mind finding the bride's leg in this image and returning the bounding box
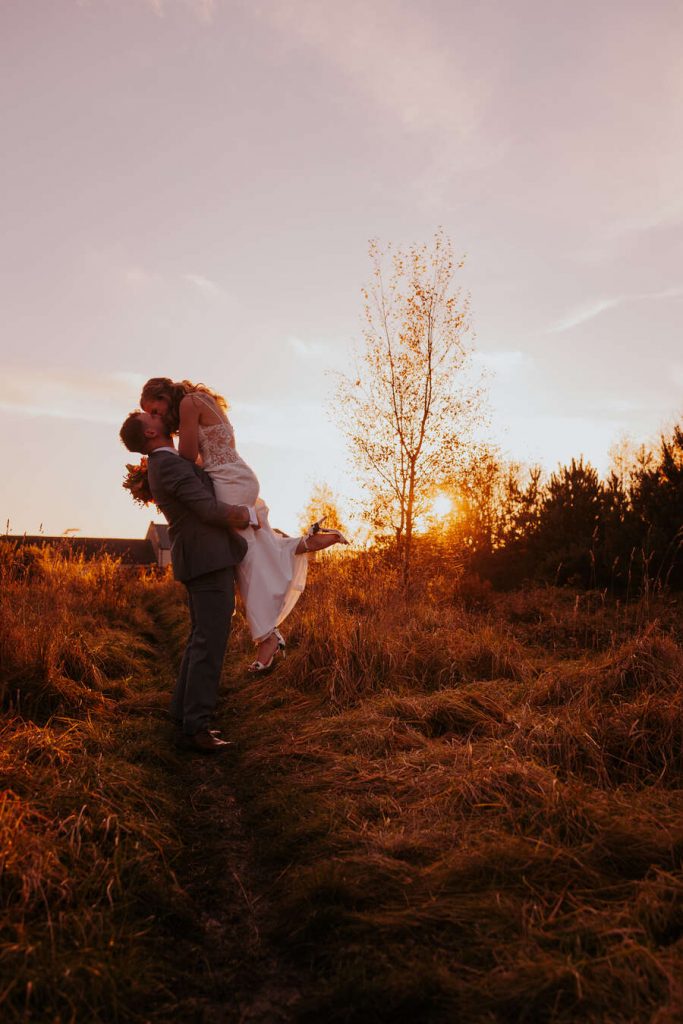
[253,630,281,666]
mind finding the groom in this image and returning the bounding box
[120,410,258,753]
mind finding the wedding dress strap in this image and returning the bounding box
[194,391,226,422]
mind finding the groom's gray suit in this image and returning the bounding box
[147,449,249,736]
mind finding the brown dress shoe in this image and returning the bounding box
[173,722,223,738]
[183,729,230,753]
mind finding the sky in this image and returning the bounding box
[1,0,682,538]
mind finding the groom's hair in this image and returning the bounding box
[119,411,148,454]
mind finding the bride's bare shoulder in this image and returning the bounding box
[182,391,224,424]
[178,393,200,416]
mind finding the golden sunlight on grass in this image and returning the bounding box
[1,540,682,1022]
[224,550,683,1022]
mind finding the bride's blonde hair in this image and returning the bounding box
[139,377,228,433]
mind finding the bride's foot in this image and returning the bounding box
[296,518,349,554]
[248,629,285,674]
[297,531,348,553]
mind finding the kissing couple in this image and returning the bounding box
[120,376,347,754]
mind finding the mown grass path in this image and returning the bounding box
[145,731,304,1023]
[122,589,307,1023]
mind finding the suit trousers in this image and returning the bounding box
[171,567,235,735]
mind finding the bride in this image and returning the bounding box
[139,377,347,672]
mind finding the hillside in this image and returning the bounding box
[1,543,682,1022]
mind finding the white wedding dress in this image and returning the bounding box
[194,394,308,641]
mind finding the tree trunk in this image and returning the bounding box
[403,464,417,586]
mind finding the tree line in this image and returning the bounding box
[444,429,683,591]
[331,231,682,592]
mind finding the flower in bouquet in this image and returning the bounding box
[123,457,155,507]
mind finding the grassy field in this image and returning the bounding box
[1,541,682,1022]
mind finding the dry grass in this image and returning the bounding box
[0,544,198,1022]
[2,542,682,1022]
[221,552,683,1023]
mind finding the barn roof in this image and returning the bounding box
[1,535,157,566]
[146,522,170,548]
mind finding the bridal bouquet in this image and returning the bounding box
[122,458,154,506]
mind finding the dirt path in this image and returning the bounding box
[163,748,303,1024]
[144,596,304,1024]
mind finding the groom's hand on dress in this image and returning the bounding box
[247,505,261,530]
[227,506,249,529]
[232,505,258,529]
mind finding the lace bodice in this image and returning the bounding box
[198,419,239,470]
[191,393,240,470]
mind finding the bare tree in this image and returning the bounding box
[337,231,484,581]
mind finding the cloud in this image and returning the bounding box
[190,0,216,22]
[650,285,683,301]
[548,286,683,334]
[608,204,683,239]
[0,368,145,424]
[287,336,327,359]
[125,266,163,287]
[230,399,337,450]
[184,273,227,298]
[548,298,624,334]
[252,1,489,142]
[125,267,230,299]
[473,350,528,373]
[491,412,629,476]
[141,0,216,21]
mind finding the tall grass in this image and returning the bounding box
[2,542,682,1022]
[222,549,683,1023]
[0,544,192,1023]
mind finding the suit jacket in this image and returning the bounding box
[147,450,249,582]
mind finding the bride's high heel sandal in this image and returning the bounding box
[248,629,285,674]
[273,628,286,650]
[302,516,349,551]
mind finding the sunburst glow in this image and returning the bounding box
[431,493,453,518]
